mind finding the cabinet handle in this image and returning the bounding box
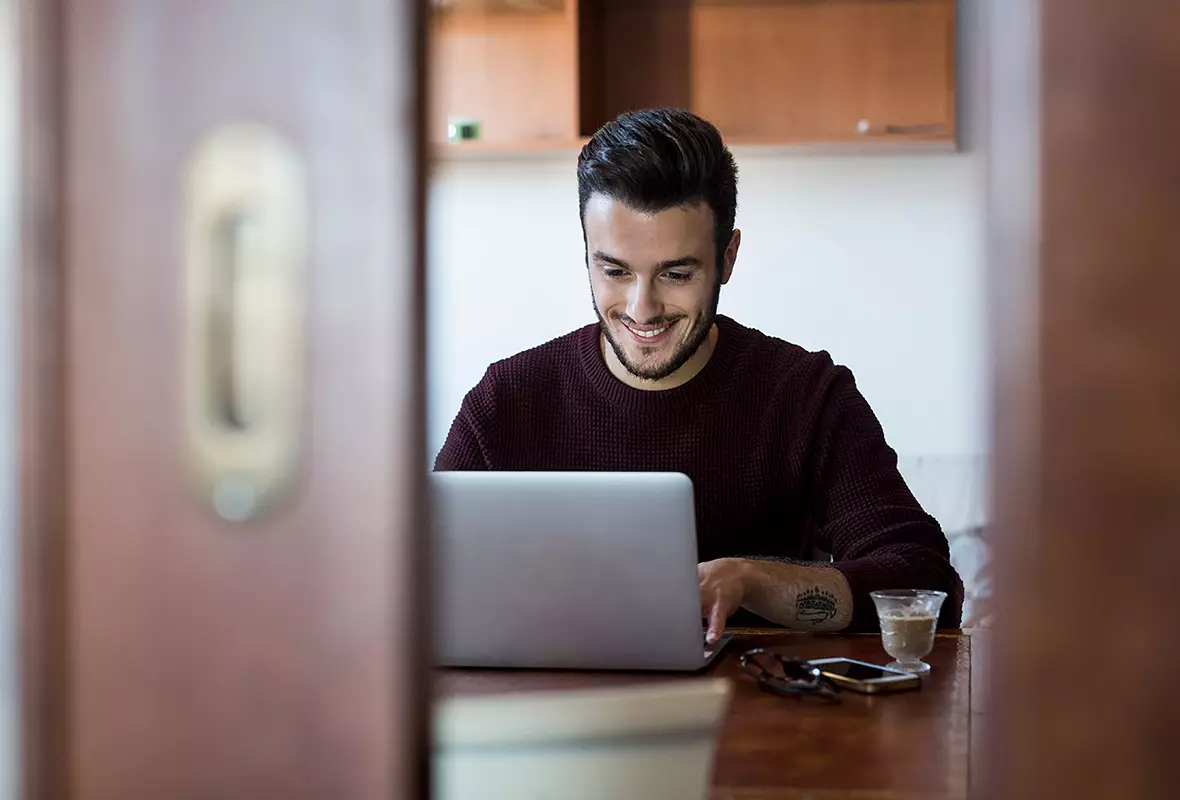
[856,120,950,136]
[183,123,307,523]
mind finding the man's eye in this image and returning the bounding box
[664,271,691,283]
[602,268,628,279]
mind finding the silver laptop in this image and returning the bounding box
[431,471,733,671]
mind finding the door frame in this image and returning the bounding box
[18,0,66,796]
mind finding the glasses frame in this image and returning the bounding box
[738,648,841,703]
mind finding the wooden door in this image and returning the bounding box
[986,0,1180,797]
[20,1,428,798]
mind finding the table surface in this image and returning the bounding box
[437,629,978,800]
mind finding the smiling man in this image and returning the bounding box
[435,108,963,641]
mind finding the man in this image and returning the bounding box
[435,108,963,643]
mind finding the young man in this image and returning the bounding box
[435,108,962,643]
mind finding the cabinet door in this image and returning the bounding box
[21,1,427,798]
[586,0,955,146]
[430,0,580,148]
[691,0,955,143]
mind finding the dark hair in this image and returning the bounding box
[577,108,738,265]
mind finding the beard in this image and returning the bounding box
[593,277,722,382]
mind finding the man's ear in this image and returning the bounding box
[720,229,741,285]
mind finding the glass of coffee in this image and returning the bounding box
[869,589,947,674]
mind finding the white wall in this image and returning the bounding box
[427,151,987,463]
[426,150,992,620]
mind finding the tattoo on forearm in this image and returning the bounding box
[795,587,838,625]
[736,559,852,631]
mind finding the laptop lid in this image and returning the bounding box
[431,471,708,671]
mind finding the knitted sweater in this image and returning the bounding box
[435,315,963,631]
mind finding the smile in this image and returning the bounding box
[623,321,675,344]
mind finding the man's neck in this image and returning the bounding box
[601,323,719,391]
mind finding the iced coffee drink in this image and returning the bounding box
[870,590,947,674]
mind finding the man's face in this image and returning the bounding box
[583,194,736,382]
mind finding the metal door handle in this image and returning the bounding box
[183,123,307,522]
[209,208,255,431]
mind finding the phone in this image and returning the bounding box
[807,658,921,694]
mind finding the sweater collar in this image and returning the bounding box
[578,315,741,411]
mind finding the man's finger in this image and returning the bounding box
[706,600,726,645]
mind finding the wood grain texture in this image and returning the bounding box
[439,631,974,800]
[965,630,988,800]
[578,0,692,135]
[57,1,428,798]
[430,4,580,145]
[437,0,956,148]
[582,0,955,144]
[987,0,1180,797]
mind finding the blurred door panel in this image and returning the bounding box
[21,1,427,798]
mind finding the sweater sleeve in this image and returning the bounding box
[803,362,964,632]
[434,374,496,471]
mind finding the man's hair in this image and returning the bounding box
[577,108,738,265]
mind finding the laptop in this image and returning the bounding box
[431,471,733,671]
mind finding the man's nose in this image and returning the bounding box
[626,279,662,322]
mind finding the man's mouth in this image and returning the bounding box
[622,319,676,344]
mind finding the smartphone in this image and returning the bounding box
[807,658,921,694]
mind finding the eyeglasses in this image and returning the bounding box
[739,648,841,703]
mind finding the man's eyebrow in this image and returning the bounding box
[657,256,703,270]
[592,251,630,269]
[591,252,703,270]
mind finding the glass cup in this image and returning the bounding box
[869,589,947,674]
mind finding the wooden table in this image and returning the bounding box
[438,630,978,800]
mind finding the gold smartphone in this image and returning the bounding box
[808,657,921,694]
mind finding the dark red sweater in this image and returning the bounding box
[435,315,963,631]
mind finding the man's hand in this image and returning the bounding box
[698,558,751,645]
[699,557,855,638]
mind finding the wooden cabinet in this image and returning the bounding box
[683,1,955,143]
[430,0,581,147]
[430,0,956,153]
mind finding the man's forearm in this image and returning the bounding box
[734,558,854,632]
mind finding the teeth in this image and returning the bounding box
[629,325,667,338]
